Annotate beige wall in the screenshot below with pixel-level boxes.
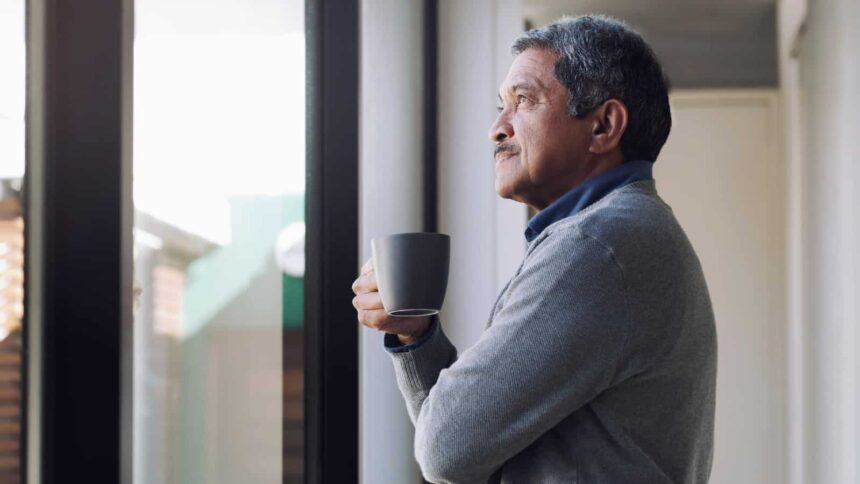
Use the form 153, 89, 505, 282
656, 90, 786, 483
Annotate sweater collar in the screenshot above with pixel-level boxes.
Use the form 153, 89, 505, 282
524, 160, 654, 242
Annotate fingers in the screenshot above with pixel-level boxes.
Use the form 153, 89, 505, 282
355, 257, 410, 334
356, 308, 391, 331
352, 291, 383, 311
351, 270, 378, 295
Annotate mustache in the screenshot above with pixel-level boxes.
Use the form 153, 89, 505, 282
494, 142, 520, 157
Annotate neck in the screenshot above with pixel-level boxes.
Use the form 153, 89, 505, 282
530, 153, 625, 211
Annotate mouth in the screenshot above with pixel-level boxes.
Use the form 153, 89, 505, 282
495, 151, 518, 163
494, 141, 520, 163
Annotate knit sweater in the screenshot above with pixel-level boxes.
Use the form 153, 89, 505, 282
386, 179, 717, 484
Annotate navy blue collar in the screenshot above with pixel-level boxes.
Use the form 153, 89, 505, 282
524, 160, 654, 242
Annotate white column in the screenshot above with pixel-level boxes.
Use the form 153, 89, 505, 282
359, 0, 425, 483
438, 0, 526, 351
780, 0, 860, 481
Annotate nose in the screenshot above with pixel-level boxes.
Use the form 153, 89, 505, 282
488, 112, 513, 143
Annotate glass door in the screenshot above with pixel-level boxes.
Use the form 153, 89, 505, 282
132, 1, 305, 482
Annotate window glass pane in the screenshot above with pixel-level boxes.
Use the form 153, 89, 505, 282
0, 1, 24, 181
132, 1, 305, 482
0, 0, 25, 481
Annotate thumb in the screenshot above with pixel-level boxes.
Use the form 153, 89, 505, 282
360, 257, 374, 275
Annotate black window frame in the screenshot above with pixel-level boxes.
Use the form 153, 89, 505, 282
304, 0, 359, 483
23, 0, 361, 482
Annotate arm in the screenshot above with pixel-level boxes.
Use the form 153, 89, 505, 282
385, 228, 634, 484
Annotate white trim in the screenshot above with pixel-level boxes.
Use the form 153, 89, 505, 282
778, 1, 808, 480
779, 47, 807, 484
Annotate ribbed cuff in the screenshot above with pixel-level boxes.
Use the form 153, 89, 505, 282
384, 315, 439, 353
386, 315, 457, 423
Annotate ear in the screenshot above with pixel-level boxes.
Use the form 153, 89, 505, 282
587, 99, 628, 155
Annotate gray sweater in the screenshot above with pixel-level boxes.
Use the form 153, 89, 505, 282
386, 180, 717, 484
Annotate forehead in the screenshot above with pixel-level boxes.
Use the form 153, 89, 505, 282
500, 48, 560, 94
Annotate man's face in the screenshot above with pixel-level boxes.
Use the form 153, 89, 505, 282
489, 48, 593, 210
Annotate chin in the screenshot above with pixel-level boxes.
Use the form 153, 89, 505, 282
494, 180, 512, 199
494, 182, 519, 202
495, 163, 526, 200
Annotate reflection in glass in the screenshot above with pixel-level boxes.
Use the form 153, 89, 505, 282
132, 1, 305, 482
0, 0, 25, 481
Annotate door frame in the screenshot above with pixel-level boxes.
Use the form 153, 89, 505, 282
304, 0, 360, 482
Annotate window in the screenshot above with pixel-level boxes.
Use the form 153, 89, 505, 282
132, 1, 305, 482
0, 0, 25, 481
24, 1, 358, 481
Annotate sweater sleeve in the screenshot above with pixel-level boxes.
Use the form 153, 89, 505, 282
385, 227, 634, 484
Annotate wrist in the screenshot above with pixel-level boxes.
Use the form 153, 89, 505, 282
396, 316, 433, 345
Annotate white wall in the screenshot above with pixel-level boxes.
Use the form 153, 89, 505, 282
778, 0, 860, 482
359, 1, 425, 482
438, 0, 527, 351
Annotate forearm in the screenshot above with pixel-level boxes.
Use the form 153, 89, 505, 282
386, 315, 458, 425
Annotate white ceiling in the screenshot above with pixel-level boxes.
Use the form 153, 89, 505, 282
523, 0, 778, 88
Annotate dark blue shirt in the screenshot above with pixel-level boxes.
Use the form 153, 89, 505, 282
384, 159, 654, 353
524, 159, 654, 242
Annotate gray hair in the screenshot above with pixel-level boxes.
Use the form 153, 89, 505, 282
512, 15, 672, 162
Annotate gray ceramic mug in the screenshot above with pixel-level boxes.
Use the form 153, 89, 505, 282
370, 232, 450, 317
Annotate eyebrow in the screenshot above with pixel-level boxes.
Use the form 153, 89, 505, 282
498, 80, 545, 103
512, 81, 542, 93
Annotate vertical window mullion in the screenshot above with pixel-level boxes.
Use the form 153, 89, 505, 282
304, 0, 360, 482
25, 0, 133, 481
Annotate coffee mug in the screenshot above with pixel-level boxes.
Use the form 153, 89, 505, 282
370, 232, 450, 317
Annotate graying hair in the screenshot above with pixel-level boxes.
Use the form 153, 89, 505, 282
512, 15, 672, 162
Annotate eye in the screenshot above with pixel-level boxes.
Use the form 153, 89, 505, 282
495, 104, 504, 113
516, 94, 529, 105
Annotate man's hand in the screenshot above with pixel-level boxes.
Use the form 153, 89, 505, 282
352, 258, 432, 344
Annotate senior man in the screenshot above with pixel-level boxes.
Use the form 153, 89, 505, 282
352, 15, 716, 484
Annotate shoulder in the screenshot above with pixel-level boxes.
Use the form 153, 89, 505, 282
521, 214, 624, 289
537, 181, 689, 266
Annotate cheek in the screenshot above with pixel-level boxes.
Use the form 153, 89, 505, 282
511, 123, 535, 165
514, 115, 553, 160
516, 125, 552, 178
531, 112, 580, 162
